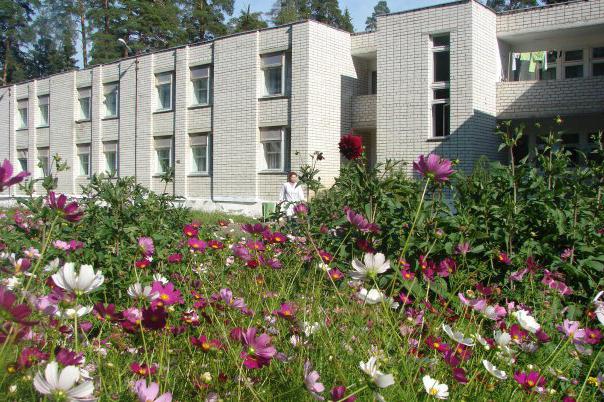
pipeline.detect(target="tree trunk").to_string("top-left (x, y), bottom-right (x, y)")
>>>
top-left (198, 0), bottom-right (206, 41)
top-left (2, 38), bottom-right (9, 84)
top-left (79, 0), bottom-right (87, 67)
top-left (104, 0), bottom-right (110, 34)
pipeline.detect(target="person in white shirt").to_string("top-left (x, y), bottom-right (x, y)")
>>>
top-left (279, 171), bottom-right (305, 217)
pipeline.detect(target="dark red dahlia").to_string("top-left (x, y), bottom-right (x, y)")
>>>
top-left (338, 133), bottom-right (363, 160)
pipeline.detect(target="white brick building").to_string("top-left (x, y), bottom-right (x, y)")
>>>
top-left (1, 0), bottom-right (603, 214)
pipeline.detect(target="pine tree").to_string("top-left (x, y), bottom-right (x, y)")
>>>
top-left (229, 5), bottom-right (268, 33)
top-left (340, 9), bottom-right (354, 33)
top-left (181, 0), bottom-right (235, 42)
top-left (0, 0), bottom-right (38, 84)
top-left (89, 0), bottom-right (123, 65)
top-left (308, 0), bottom-right (353, 31)
top-left (270, 0), bottom-right (308, 25)
top-left (366, 1), bottom-right (389, 32)
top-left (485, 0), bottom-right (539, 11)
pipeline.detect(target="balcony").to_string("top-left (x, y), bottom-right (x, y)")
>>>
top-left (352, 94), bottom-right (377, 129)
top-left (496, 76), bottom-right (604, 119)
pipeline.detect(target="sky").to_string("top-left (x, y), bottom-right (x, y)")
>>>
top-left (236, 0), bottom-right (458, 31)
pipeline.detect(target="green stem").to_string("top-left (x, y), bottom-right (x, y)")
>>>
top-left (337, 384), bottom-right (368, 402)
top-left (577, 347), bottom-right (602, 400)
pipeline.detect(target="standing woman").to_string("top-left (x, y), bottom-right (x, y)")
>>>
top-left (279, 171), bottom-right (305, 217)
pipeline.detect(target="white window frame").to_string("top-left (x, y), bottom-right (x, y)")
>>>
top-left (190, 66), bottom-right (211, 106)
top-left (563, 49), bottom-right (584, 79)
top-left (37, 96), bottom-right (50, 128)
top-left (430, 34), bottom-right (451, 138)
top-left (103, 82), bottom-right (119, 117)
top-left (103, 142), bottom-right (118, 176)
top-left (154, 137), bottom-right (173, 174)
top-left (189, 134), bottom-right (210, 174)
top-left (77, 144), bottom-right (91, 177)
top-left (591, 47), bottom-right (604, 77)
top-left (261, 53), bottom-right (286, 97)
top-left (78, 87), bottom-right (92, 121)
top-left (259, 127), bottom-right (287, 172)
top-left (17, 100), bottom-right (28, 130)
top-left (155, 73), bottom-right (173, 112)
top-left (37, 148), bottom-right (50, 177)
top-left (17, 149), bottom-right (28, 173)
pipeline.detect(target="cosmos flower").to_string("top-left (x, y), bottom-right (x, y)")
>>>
top-left (273, 303), bottom-right (296, 320)
top-left (413, 154), bottom-right (454, 183)
top-left (190, 335), bottom-right (222, 352)
top-left (422, 375), bottom-right (449, 399)
top-left (138, 237), bottom-right (154, 257)
top-left (133, 379), bottom-right (172, 402)
top-left (514, 371), bottom-right (546, 390)
top-left (17, 347), bottom-right (49, 369)
top-left (0, 285), bottom-right (33, 324)
top-left (557, 320), bottom-right (586, 344)
top-left (240, 327), bottom-right (276, 369)
top-left (188, 238), bottom-right (206, 252)
top-left (303, 360), bottom-right (325, 400)
top-left (127, 283), bottom-right (159, 301)
top-left (359, 357), bottom-right (395, 389)
top-left (130, 362), bottom-right (158, 377)
top-left (330, 386), bottom-right (356, 402)
top-left (482, 360), bottom-right (507, 380)
top-left (350, 253), bottom-right (391, 281)
top-left (51, 263), bottom-right (104, 295)
top-left (142, 307), bottom-right (167, 330)
top-left (513, 310), bottom-right (541, 333)
top-left (344, 207), bottom-right (380, 233)
top-left (442, 324), bottom-right (475, 347)
top-left (0, 159), bottom-right (30, 192)
top-left (356, 288), bottom-right (398, 308)
top-left (150, 282), bottom-right (183, 307)
top-left (47, 192), bottom-right (84, 222)
top-left (183, 224), bottom-right (198, 238)
top-left (33, 361), bottom-right (95, 401)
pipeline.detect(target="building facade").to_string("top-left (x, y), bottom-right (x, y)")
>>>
top-left (1, 0), bottom-right (603, 215)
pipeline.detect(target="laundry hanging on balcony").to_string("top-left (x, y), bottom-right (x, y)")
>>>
top-left (512, 51), bottom-right (548, 72)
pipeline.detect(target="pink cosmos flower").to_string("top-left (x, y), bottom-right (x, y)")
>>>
top-left (293, 203), bottom-right (309, 216)
top-left (413, 154), bottom-right (454, 183)
top-left (497, 252), bottom-right (511, 265)
top-left (240, 327), bottom-right (276, 369)
top-left (0, 159), bottom-right (30, 192)
top-left (246, 240), bottom-right (265, 251)
top-left (47, 192), bottom-right (83, 222)
top-left (130, 362), bottom-right (158, 377)
top-left (557, 320), bottom-right (585, 344)
top-left (542, 270), bottom-right (573, 296)
top-left (400, 269), bottom-right (415, 281)
top-left (188, 238), bottom-right (206, 252)
top-left (561, 248), bottom-right (574, 261)
top-left (273, 303), bottom-right (296, 320)
top-left (190, 334), bottom-right (223, 352)
top-left (207, 240), bottom-right (224, 250)
top-left (344, 207), bottom-right (380, 233)
top-left (123, 307), bottom-right (142, 324)
top-left (304, 360), bottom-right (325, 400)
top-left (183, 224), bottom-right (198, 238)
top-left (134, 379), bottom-right (172, 402)
top-left (330, 386), bottom-right (356, 402)
top-left (167, 253), bottom-right (183, 264)
top-left (510, 324), bottom-right (528, 343)
top-left (17, 347), bottom-right (49, 369)
top-left (0, 286), bottom-right (33, 324)
top-left (458, 293), bottom-right (486, 312)
top-left (150, 282), bottom-right (183, 307)
top-left (138, 237), bottom-right (154, 257)
top-left (232, 244), bottom-right (251, 261)
top-left (328, 268), bottom-right (344, 281)
top-left (455, 242), bottom-right (470, 255)
top-left (514, 371), bottom-right (546, 390)
top-left (452, 367), bottom-right (468, 384)
top-left (584, 328), bottom-right (602, 345)
top-left (241, 223), bottom-right (269, 234)
top-left (55, 347), bottom-right (84, 366)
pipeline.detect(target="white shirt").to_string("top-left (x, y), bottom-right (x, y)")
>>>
top-left (279, 182), bottom-right (305, 216)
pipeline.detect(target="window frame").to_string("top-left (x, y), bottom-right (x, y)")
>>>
top-left (259, 127), bottom-right (287, 172)
top-left (77, 145), bottom-right (91, 177)
top-left (103, 141), bottom-right (118, 176)
top-left (17, 149), bottom-right (28, 173)
top-left (591, 47), bottom-right (604, 77)
top-left (190, 66), bottom-right (211, 107)
top-left (37, 148), bottom-right (50, 177)
top-left (563, 49), bottom-right (584, 79)
top-left (77, 87), bottom-right (92, 121)
top-left (261, 52), bottom-right (286, 97)
top-left (17, 100), bottom-right (28, 130)
top-left (154, 137), bottom-right (173, 174)
top-left (189, 134), bottom-right (210, 174)
top-left (37, 96), bottom-right (50, 128)
top-left (430, 34), bottom-right (451, 138)
top-left (103, 82), bottom-right (119, 118)
top-left (155, 72), bottom-right (174, 112)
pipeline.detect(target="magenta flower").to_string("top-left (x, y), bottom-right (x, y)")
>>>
top-left (273, 303), bottom-right (296, 320)
top-left (584, 328), bottom-right (602, 345)
top-left (134, 379), bottom-right (172, 402)
top-left (330, 386), bottom-right (356, 402)
top-left (183, 224), bottom-right (198, 238)
top-left (190, 334), bottom-right (223, 352)
top-left (150, 282), bottom-right (183, 307)
top-left (0, 286), bottom-right (33, 324)
top-left (207, 240), bottom-right (224, 250)
top-left (246, 240), bottom-right (265, 252)
top-left (55, 347), bottom-right (84, 366)
top-left (455, 242), bottom-right (470, 255)
top-left (17, 347), bottom-right (49, 369)
top-left (232, 244), bottom-right (252, 261)
top-left (130, 362), bottom-right (158, 377)
top-left (514, 371), bottom-right (546, 390)
top-left (138, 237), bottom-right (154, 257)
top-left (344, 207), bottom-right (380, 233)
top-left (293, 203), bottom-right (309, 216)
top-left (142, 306), bottom-right (168, 330)
top-left (304, 360), bottom-right (325, 400)
top-left (167, 253), bottom-right (182, 264)
top-left (542, 270), bottom-right (573, 296)
top-left (328, 268), bottom-right (344, 281)
top-left (339, 133), bottom-right (364, 160)
top-left (188, 238), bottom-right (206, 252)
top-left (240, 327), bottom-right (276, 369)
top-left (561, 248), bottom-right (574, 260)
top-left (452, 367), bottom-right (468, 384)
top-left (557, 320), bottom-right (585, 343)
top-left (510, 324), bottom-right (528, 343)
top-left (497, 252), bottom-right (512, 265)
top-left (241, 223), bottom-right (269, 234)
top-left (47, 192), bottom-right (83, 222)
top-left (0, 159), bottom-right (30, 192)
top-left (413, 154), bottom-right (454, 183)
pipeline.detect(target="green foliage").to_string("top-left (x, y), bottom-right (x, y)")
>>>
top-left (228, 5), bottom-right (268, 33)
top-left (365, 0), bottom-right (390, 32)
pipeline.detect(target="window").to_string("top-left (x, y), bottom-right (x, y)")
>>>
top-left (260, 127), bottom-right (287, 171)
top-left (77, 144), bottom-right (91, 177)
top-left (564, 49), bottom-right (583, 79)
top-left (371, 71), bottom-right (377, 95)
top-left (511, 51), bottom-right (557, 81)
top-left (17, 100), bottom-right (28, 129)
top-left (78, 88), bottom-right (91, 121)
top-left (155, 73), bottom-right (173, 111)
top-left (38, 96), bottom-right (49, 127)
top-left (37, 148), bottom-right (50, 177)
top-left (261, 53), bottom-right (285, 97)
top-left (154, 137), bottom-right (172, 174)
top-left (431, 34), bottom-right (450, 138)
top-left (190, 66), bottom-right (210, 106)
top-left (103, 142), bottom-right (118, 176)
top-left (593, 47), bottom-right (604, 77)
top-left (104, 83), bottom-right (119, 117)
top-left (190, 134), bottom-right (209, 173)
top-left (17, 149), bottom-right (28, 173)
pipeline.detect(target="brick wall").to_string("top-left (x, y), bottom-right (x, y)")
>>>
top-left (352, 95), bottom-right (377, 129)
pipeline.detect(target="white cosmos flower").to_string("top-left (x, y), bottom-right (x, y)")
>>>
top-left (43, 258), bottom-right (61, 272)
top-left (494, 330), bottom-right (512, 347)
top-left (513, 309), bottom-right (540, 333)
top-left (302, 321), bottom-right (321, 337)
top-left (359, 357), bottom-right (395, 388)
top-left (482, 360), bottom-right (507, 380)
top-left (594, 291), bottom-right (604, 325)
top-left (422, 375), bottom-right (449, 399)
top-left (56, 306), bottom-right (93, 319)
top-left (357, 288), bottom-right (399, 309)
top-left (350, 253), bottom-right (391, 281)
top-left (3, 276), bottom-right (22, 290)
top-left (52, 263), bottom-right (104, 295)
top-left (442, 324), bottom-right (475, 347)
top-left (127, 283), bottom-right (158, 300)
top-left (152, 273), bottom-right (168, 284)
top-left (474, 334), bottom-right (491, 350)
top-left (33, 361), bottom-right (96, 401)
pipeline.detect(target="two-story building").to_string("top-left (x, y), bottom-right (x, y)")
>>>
top-left (1, 0), bottom-right (602, 215)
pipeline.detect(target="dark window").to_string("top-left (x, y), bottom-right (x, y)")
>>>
top-left (432, 102), bottom-right (450, 137)
top-left (433, 88), bottom-right (450, 99)
top-left (593, 47), bottom-right (604, 59)
top-left (593, 63), bottom-right (604, 77)
top-left (565, 50), bottom-right (583, 62)
top-left (371, 71), bottom-right (377, 95)
top-left (565, 65), bottom-right (583, 78)
top-left (433, 35), bottom-right (450, 47)
top-left (434, 51), bottom-right (450, 83)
